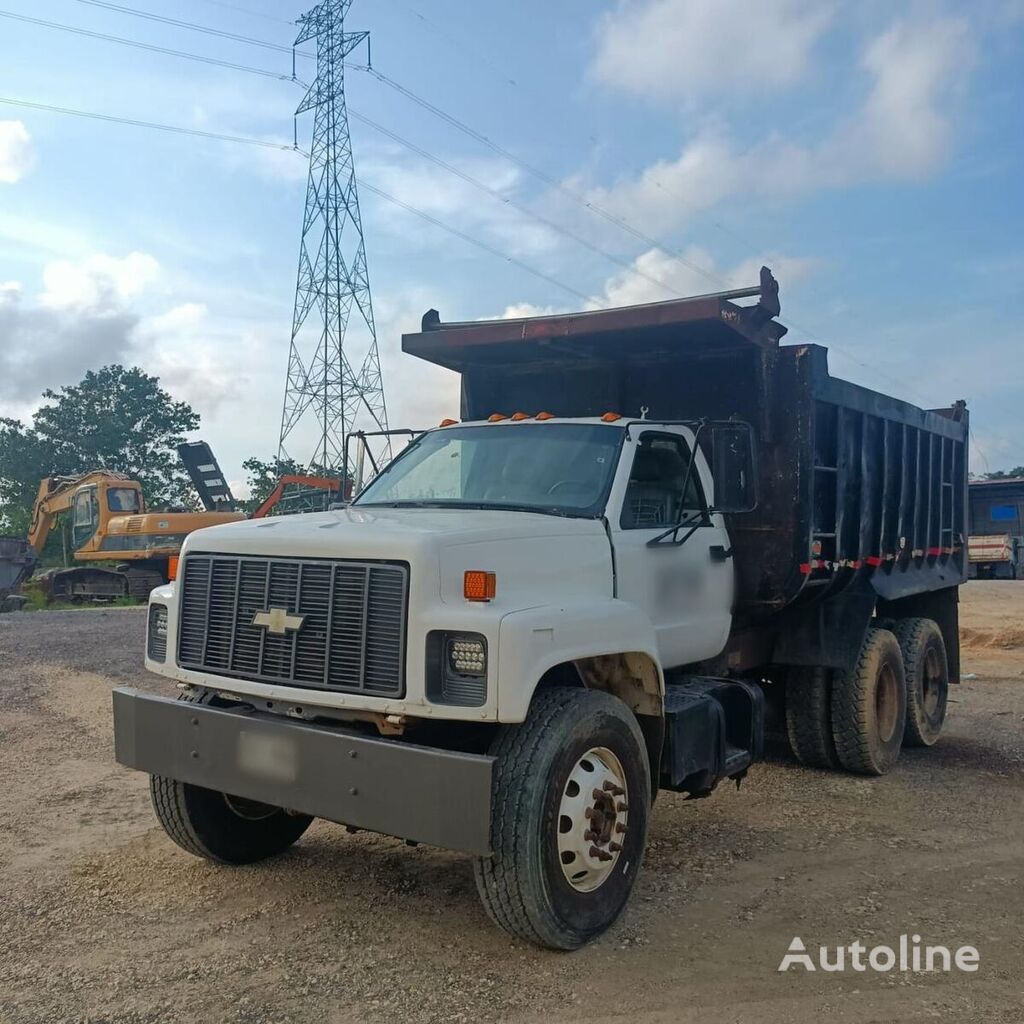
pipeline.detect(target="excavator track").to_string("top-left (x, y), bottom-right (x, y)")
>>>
top-left (122, 567), bottom-right (167, 602)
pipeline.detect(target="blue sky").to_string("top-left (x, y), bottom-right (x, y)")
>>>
top-left (1, 0), bottom-right (1022, 489)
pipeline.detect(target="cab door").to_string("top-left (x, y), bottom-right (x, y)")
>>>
top-left (71, 486), bottom-right (99, 550)
top-left (608, 426), bottom-right (734, 669)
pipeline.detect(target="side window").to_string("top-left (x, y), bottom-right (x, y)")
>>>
top-left (621, 433), bottom-right (705, 530)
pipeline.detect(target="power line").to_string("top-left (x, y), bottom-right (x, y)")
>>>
top-left (69, 0), bottom-right (312, 58)
top-left (352, 67), bottom-right (727, 292)
top-left (349, 109), bottom-right (678, 298)
top-left (358, 180), bottom-right (590, 302)
top-left (0, 9), bottom-right (294, 81)
top-left (190, 0), bottom-right (295, 26)
top-left (0, 91), bottom-right (589, 303)
top-left (9, 5), bottom-right (676, 295)
top-left (0, 95), bottom-right (295, 150)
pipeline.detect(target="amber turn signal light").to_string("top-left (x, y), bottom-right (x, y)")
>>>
top-left (167, 555), bottom-right (179, 580)
top-left (464, 570), bottom-right (497, 602)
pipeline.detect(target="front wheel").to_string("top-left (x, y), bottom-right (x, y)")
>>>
top-left (473, 687), bottom-right (651, 950)
top-left (149, 689), bottom-right (312, 864)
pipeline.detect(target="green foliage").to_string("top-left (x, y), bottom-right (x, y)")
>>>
top-left (982, 466), bottom-right (1024, 480)
top-left (240, 456), bottom-right (342, 516)
top-left (240, 456), bottom-right (315, 515)
top-left (0, 365), bottom-right (200, 532)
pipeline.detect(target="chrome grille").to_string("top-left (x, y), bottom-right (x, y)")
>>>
top-left (177, 554), bottom-right (408, 695)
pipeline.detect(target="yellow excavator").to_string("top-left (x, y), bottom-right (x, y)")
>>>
top-left (27, 471), bottom-right (244, 601)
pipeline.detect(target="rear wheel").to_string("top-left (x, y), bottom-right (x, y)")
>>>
top-left (831, 628), bottom-right (906, 775)
top-left (473, 688), bottom-right (650, 950)
top-left (149, 690), bottom-right (312, 864)
top-left (891, 617), bottom-right (948, 747)
top-left (785, 666), bottom-right (839, 769)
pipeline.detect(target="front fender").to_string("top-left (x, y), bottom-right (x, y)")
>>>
top-left (496, 599), bottom-right (663, 722)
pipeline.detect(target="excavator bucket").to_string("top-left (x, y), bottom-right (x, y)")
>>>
top-left (0, 536), bottom-right (37, 612)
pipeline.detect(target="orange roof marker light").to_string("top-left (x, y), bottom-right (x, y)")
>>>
top-left (511, 412), bottom-right (531, 421)
top-left (601, 411), bottom-right (623, 422)
top-left (488, 413), bottom-right (508, 422)
top-left (439, 418), bottom-right (459, 427)
top-left (464, 570), bottom-right (497, 602)
top-left (535, 411), bottom-right (554, 420)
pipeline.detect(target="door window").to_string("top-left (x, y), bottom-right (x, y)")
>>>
top-left (72, 488), bottom-right (99, 548)
top-left (621, 433), bottom-right (705, 529)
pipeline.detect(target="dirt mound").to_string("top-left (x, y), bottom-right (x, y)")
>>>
top-left (961, 625), bottom-right (1024, 650)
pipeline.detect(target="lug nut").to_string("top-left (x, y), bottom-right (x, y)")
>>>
top-left (584, 807), bottom-right (594, 819)
top-left (615, 822), bottom-right (627, 834)
top-left (609, 841), bottom-right (622, 853)
top-left (602, 781), bottom-right (624, 796)
top-left (592, 788), bottom-right (604, 801)
top-left (616, 801), bottom-right (628, 813)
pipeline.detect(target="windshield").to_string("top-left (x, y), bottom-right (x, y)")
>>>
top-left (354, 423), bottom-right (623, 517)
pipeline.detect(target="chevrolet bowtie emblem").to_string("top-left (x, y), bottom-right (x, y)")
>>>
top-left (251, 607), bottom-right (305, 635)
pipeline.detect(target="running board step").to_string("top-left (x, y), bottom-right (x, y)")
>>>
top-left (660, 677), bottom-right (764, 797)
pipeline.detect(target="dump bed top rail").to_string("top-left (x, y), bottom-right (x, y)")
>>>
top-left (403, 267), bottom-right (787, 372)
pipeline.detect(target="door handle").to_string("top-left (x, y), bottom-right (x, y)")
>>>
top-left (709, 545), bottom-right (733, 562)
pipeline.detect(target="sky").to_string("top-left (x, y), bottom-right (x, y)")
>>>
top-left (1, 0), bottom-right (1022, 493)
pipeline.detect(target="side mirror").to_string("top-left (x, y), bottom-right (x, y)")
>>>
top-left (709, 421), bottom-right (757, 513)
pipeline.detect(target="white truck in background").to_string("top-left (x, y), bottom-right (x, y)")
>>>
top-left (113, 271), bottom-right (969, 949)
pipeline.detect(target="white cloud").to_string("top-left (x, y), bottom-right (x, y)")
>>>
top-left (499, 247), bottom-right (814, 318)
top-left (0, 120), bottom-right (34, 184)
top-left (584, 17), bottom-right (973, 235)
top-left (591, 0), bottom-right (834, 103)
top-left (40, 252), bottom-right (160, 311)
top-left (139, 303), bottom-right (244, 418)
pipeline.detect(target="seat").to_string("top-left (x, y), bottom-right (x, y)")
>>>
top-left (625, 446), bottom-right (687, 527)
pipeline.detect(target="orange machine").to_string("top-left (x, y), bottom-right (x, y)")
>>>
top-left (27, 472), bottom-right (244, 601)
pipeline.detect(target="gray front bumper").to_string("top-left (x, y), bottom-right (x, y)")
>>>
top-left (112, 688), bottom-right (494, 855)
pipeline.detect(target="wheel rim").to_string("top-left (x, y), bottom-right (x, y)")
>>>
top-left (921, 647), bottom-right (942, 718)
top-left (222, 794), bottom-right (278, 821)
top-left (556, 746), bottom-right (628, 893)
top-left (875, 664), bottom-right (899, 743)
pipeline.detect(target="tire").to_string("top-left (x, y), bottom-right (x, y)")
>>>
top-left (149, 690), bottom-right (312, 864)
top-left (890, 617), bottom-right (948, 747)
top-left (473, 688), bottom-right (651, 950)
top-left (785, 666), bottom-right (839, 769)
top-left (831, 627), bottom-right (907, 776)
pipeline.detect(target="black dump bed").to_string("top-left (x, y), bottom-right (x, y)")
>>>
top-left (403, 269), bottom-right (968, 620)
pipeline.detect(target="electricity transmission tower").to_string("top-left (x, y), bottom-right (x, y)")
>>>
top-left (278, 0), bottom-right (388, 474)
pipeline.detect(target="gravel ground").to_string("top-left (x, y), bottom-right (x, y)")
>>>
top-left (1, 587), bottom-right (1023, 1024)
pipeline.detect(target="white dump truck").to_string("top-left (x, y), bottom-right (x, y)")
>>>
top-left (113, 270), bottom-right (969, 949)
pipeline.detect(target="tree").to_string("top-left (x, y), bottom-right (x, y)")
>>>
top-left (0, 365), bottom-right (200, 532)
top-left (982, 467), bottom-right (1024, 480)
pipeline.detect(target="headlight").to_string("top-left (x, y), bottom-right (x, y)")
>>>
top-left (148, 604), bottom-right (168, 662)
top-left (427, 631), bottom-right (488, 707)
top-left (448, 637), bottom-right (487, 675)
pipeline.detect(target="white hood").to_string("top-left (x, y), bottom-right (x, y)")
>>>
top-left (182, 506), bottom-right (614, 607)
